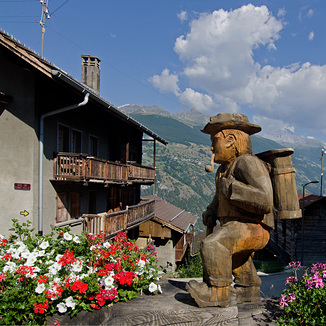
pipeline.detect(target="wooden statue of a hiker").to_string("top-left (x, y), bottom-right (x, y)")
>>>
top-left (186, 113), bottom-right (274, 308)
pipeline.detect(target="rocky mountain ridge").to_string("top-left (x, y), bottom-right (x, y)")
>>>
top-left (119, 104), bottom-right (324, 233)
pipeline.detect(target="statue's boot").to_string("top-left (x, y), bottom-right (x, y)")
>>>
top-left (186, 280), bottom-right (230, 308)
top-left (233, 285), bottom-right (261, 304)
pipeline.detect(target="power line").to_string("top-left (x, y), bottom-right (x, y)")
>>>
top-left (51, 0), bottom-right (70, 16)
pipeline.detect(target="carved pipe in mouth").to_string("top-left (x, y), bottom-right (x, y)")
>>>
top-left (205, 154), bottom-right (215, 172)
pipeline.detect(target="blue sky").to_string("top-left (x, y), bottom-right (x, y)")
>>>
top-left (1, 0), bottom-right (326, 141)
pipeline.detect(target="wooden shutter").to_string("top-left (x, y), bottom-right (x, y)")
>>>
top-left (56, 192), bottom-right (69, 223)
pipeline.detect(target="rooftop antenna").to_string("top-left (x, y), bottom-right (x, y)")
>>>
top-left (39, 0), bottom-right (50, 58)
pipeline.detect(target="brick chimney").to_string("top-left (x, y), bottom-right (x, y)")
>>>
top-left (81, 55), bottom-right (100, 94)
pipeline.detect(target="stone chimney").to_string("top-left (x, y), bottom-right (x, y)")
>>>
top-left (81, 55), bottom-right (101, 94)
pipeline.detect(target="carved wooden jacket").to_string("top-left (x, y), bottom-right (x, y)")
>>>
top-left (207, 154), bottom-right (274, 230)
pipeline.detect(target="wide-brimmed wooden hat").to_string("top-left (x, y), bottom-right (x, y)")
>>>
top-left (201, 112), bottom-right (261, 135)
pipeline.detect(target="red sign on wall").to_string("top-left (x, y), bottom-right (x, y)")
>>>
top-left (14, 183), bottom-right (31, 191)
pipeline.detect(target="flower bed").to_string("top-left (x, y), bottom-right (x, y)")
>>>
top-left (0, 219), bottom-right (160, 325)
top-left (277, 261), bottom-right (326, 325)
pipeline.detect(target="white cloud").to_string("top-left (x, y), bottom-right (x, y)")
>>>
top-left (277, 8), bottom-right (286, 18)
top-left (177, 10), bottom-right (188, 23)
top-left (252, 115), bottom-right (295, 135)
top-left (298, 6), bottom-right (313, 21)
top-left (308, 31), bottom-right (314, 41)
top-left (150, 69), bottom-right (180, 95)
top-left (307, 9), bottom-right (314, 18)
top-left (151, 4), bottom-right (326, 136)
top-left (179, 88), bottom-right (215, 112)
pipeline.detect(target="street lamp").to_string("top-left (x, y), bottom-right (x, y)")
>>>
top-left (301, 180), bottom-right (319, 265)
top-left (321, 149), bottom-right (326, 196)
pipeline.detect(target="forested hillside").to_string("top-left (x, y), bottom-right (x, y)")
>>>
top-left (120, 106), bottom-right (324, 233)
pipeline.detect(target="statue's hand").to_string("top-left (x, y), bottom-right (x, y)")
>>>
top-left (202, 210), bottom-right (216, 228)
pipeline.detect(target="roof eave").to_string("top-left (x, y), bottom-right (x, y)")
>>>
top-left (52, 69), bottom-right (168, 145)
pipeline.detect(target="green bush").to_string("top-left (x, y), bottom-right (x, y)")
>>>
top-left (254, 259), bottom-right (284, 273)
top-left (177, 254), bottom-right (203, 278)
top-left (277, 262), bottom-right (326, 325)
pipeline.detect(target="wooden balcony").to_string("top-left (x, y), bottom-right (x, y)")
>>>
top-left (53, 153), bottom-right (155, 185)
top-left (82, 198), bottom-right (155, 237)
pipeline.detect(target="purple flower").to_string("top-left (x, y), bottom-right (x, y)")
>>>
top-left (288, 292), bottom-right (296, 303)
top-left (279, 294), bottom-right (289, 308)
top-left (289, 261), bottom-right (301, 269)
top-left (285, 276), bottom-right (298, 285)
top-left (312, 274), bottom-right (324, 288)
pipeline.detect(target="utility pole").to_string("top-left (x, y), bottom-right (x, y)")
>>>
top-left (39, 0), bottom-right (50, 58)
top-left (321, 149), bottom-right (326, 196)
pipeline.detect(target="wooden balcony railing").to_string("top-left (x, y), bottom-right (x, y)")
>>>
top-left (54, 153), bottom-right (154, 184)
top-left (82, 199), bottom-right (155, 237)
top-left (128, 163), bottom-right (155, 183)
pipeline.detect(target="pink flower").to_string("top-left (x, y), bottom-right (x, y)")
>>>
top-left (312, 274), bottom-right (324, 288)
top-left (305, 279), bottom-right (314, 290)
top-left (279, 294), bottom-right (288, 308)
top-left (288, 261), bottom-right (301, 269)
top-left (288, 292), bottom-right (296, 303)
top-left (285, 276), bottom-right (298, 285)
top-left (0, 273), bottom-right (7, 282)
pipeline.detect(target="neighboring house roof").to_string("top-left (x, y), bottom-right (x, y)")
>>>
top-left (143, 195), bottom-right (197, 234)
top-left (0, 29), bottom-right (167, 145)
top-left (298, 194), bottom-right (326, 209)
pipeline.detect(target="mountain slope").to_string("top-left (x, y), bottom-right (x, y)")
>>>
top-left (120, 105), bottom-right (323, 233)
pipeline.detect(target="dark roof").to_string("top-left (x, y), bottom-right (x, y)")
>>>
top-left (298, 194), bottom-right (326, 209)
top-left (0, 29), bottom-right (167, 145)
top-left (143, 195), bottom-right (197, 233)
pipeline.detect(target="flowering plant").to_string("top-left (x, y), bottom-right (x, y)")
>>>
top-left (277, 261), bottom-right (326, 325)
top-left (0, 219), bottom-right (161, 325)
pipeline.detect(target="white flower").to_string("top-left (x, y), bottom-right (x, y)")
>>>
top-left (63, 232), bottom-right (72, 241)
top-left (25, 256), bottom-right (37, 267)
top-left (57, 302), bottom-right (67, 313)
top-left (34, 249), bottom-right (45, 257)
top-left (55, 254), bottom-right (63, 262)
top-left (33, 266), bottom-right (41, 274)
top-left (137, 259), bottom-right (146, 268)
top-left (48, 262), bottom-right (62, 275)
top-left (90, 245), bottom-right (96, 251)
top-left (11, 251), bottom-right (21, 260)
top-left (157, 284), bottom-right (162, 294)
top-left (102, 274), bottom-right (114, 289)
top-left (73, 236), bottom-right (80, 244)
top-left (39, 241), bottom-right (49, 249)
top-left (148, 282), bottom-right (158, 293)
top-left (35, 283), bottom-right (46, 294)
top-left (3, 261), bottom-right (16, 273)
top-left (21, 250), bottom-right (31, 259)
top-left (103, 241), bottom-right (111, 248)
top-left (71, 260), bottom-right (83, 273)
top-left (65, 296), bottom-right (76, 309)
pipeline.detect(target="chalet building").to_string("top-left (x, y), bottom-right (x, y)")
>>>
top-left (269, 194), bottom-right (326, 266)
top-left (138, 196), bottom-right (197, 269)
top-left (0, 30), bottom-right (167, 238)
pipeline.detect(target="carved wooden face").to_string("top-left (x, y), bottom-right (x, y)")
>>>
top-left (210, 131), bottom-right (236, 164)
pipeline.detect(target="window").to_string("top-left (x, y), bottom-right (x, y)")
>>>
top-left (89, 135), bottom-right (98, 156)
top-left (57, 124), bottom-right (82, 153)
top-left (58, 125), bottom-right (70, 152)
top-left (56, 192), bottom-right (80, 223)
top-left (71, 129), bottom-right (82, 153)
